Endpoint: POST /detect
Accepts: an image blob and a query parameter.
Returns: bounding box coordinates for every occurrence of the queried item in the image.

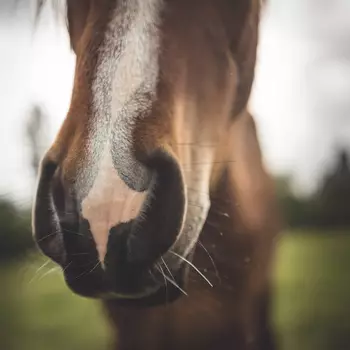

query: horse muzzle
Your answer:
[32,148,189,306]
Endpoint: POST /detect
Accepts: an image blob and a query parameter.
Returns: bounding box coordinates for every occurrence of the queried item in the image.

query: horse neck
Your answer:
[103,112,281,350]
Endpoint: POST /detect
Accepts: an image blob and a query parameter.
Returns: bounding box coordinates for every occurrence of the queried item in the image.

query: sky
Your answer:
[1,0,350,205]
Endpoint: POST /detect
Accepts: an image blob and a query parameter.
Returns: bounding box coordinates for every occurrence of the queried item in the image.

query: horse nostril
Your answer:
[105,149,186,268]
[33,158,66,265]
[33,157,98,267]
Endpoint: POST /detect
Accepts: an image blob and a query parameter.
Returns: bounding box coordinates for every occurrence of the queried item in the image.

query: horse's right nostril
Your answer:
[106,148,186,264]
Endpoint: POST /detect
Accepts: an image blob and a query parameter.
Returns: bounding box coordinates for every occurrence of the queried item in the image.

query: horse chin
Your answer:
[101,263,188,308]
[60,256,188,308]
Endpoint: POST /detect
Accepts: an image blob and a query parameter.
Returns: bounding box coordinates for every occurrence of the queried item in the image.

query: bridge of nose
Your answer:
[81,148,147,264]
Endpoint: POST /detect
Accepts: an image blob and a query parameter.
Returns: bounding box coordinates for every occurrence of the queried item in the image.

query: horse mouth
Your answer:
[33,215,190,306]
[32,149,196,306]
[57,217,189,306]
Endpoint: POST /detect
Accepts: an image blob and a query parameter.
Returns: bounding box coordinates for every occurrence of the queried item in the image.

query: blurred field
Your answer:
[1,231,350,350]
[0,255,112,350]
[272,230,350,350]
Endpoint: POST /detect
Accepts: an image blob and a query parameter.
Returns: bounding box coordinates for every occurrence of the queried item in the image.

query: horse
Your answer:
[33,1,281,349]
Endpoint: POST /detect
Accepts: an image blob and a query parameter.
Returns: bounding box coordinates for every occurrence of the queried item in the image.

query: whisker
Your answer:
[37,228,92,244]
[62,228,86,237]
[148,269,157,282]
[62,261,72,272]
[161,257,175,282]
[88,261,101,274]
[156,263,168,305]
[197,241,221,283]
[36,231,59,243]
[160,271,188,297]
[38,266,61,281]
[74,260,101,280]
[170,251,213,287]
[28,259,51,284]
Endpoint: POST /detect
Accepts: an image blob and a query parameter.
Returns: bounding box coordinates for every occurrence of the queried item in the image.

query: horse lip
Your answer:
[33,212,186,303]
[61,249,188,304]
[34,214,189,304]
[100,261,188,307]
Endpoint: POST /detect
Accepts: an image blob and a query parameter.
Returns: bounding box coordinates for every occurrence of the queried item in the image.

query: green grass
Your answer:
[272,230,350,350]
[1,230,350,350]
[0,254,112,350]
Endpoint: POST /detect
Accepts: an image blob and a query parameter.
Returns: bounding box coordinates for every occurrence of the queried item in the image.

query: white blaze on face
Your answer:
[80,0,163,264]
[82,146,146,264]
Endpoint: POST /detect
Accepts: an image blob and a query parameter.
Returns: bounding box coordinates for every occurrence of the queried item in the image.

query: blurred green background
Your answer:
[1,147,350,350]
